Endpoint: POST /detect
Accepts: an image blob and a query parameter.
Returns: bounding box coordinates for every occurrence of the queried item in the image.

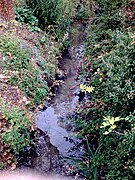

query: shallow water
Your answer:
[34,22,86,176]
[37,44,85,156]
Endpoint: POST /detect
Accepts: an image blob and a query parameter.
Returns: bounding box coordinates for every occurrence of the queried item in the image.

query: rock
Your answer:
[32,132,60,173]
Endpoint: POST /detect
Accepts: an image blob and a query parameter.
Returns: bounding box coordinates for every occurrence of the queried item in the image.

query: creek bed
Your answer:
[33,22,87,177]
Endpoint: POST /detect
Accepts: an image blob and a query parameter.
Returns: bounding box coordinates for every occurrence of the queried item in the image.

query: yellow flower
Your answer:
[100,121,110,128]
[86,86,95,93]
[103,131,110,135]
[109,117,115,125]
[80,84,87,92]
[111,125,117,129]
[80,84,84,89]
[80,84,95,93]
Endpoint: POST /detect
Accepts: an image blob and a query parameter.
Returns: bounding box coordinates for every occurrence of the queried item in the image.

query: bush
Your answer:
[25,0,74,36]
[86,29,135,117]
[15,7,38,26]
[71,1,135,179]
[15,7,41,32]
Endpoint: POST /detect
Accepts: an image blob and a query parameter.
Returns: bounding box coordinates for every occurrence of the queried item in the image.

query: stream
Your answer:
[37,33,85,156]
[33,22,86,177]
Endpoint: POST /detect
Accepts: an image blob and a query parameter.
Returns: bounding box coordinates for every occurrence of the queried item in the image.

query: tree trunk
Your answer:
[0,0,15,21]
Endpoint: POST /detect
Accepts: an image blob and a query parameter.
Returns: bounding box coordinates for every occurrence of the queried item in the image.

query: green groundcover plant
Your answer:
[71,0,135,179]
[0,98,32,169]
[0,35,49,106]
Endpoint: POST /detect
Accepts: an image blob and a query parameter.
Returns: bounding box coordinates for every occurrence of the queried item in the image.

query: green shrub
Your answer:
[26,0,72,25]
[25,0,74,37]
[71,1,135,179]
[86,29,135,117]
[15,7,38,25]
[15,7,40,32]
[76,1,90,20]
[93,0,132,30]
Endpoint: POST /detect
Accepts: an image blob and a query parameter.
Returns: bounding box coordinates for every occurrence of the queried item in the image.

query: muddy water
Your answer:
[34,22,86,175]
